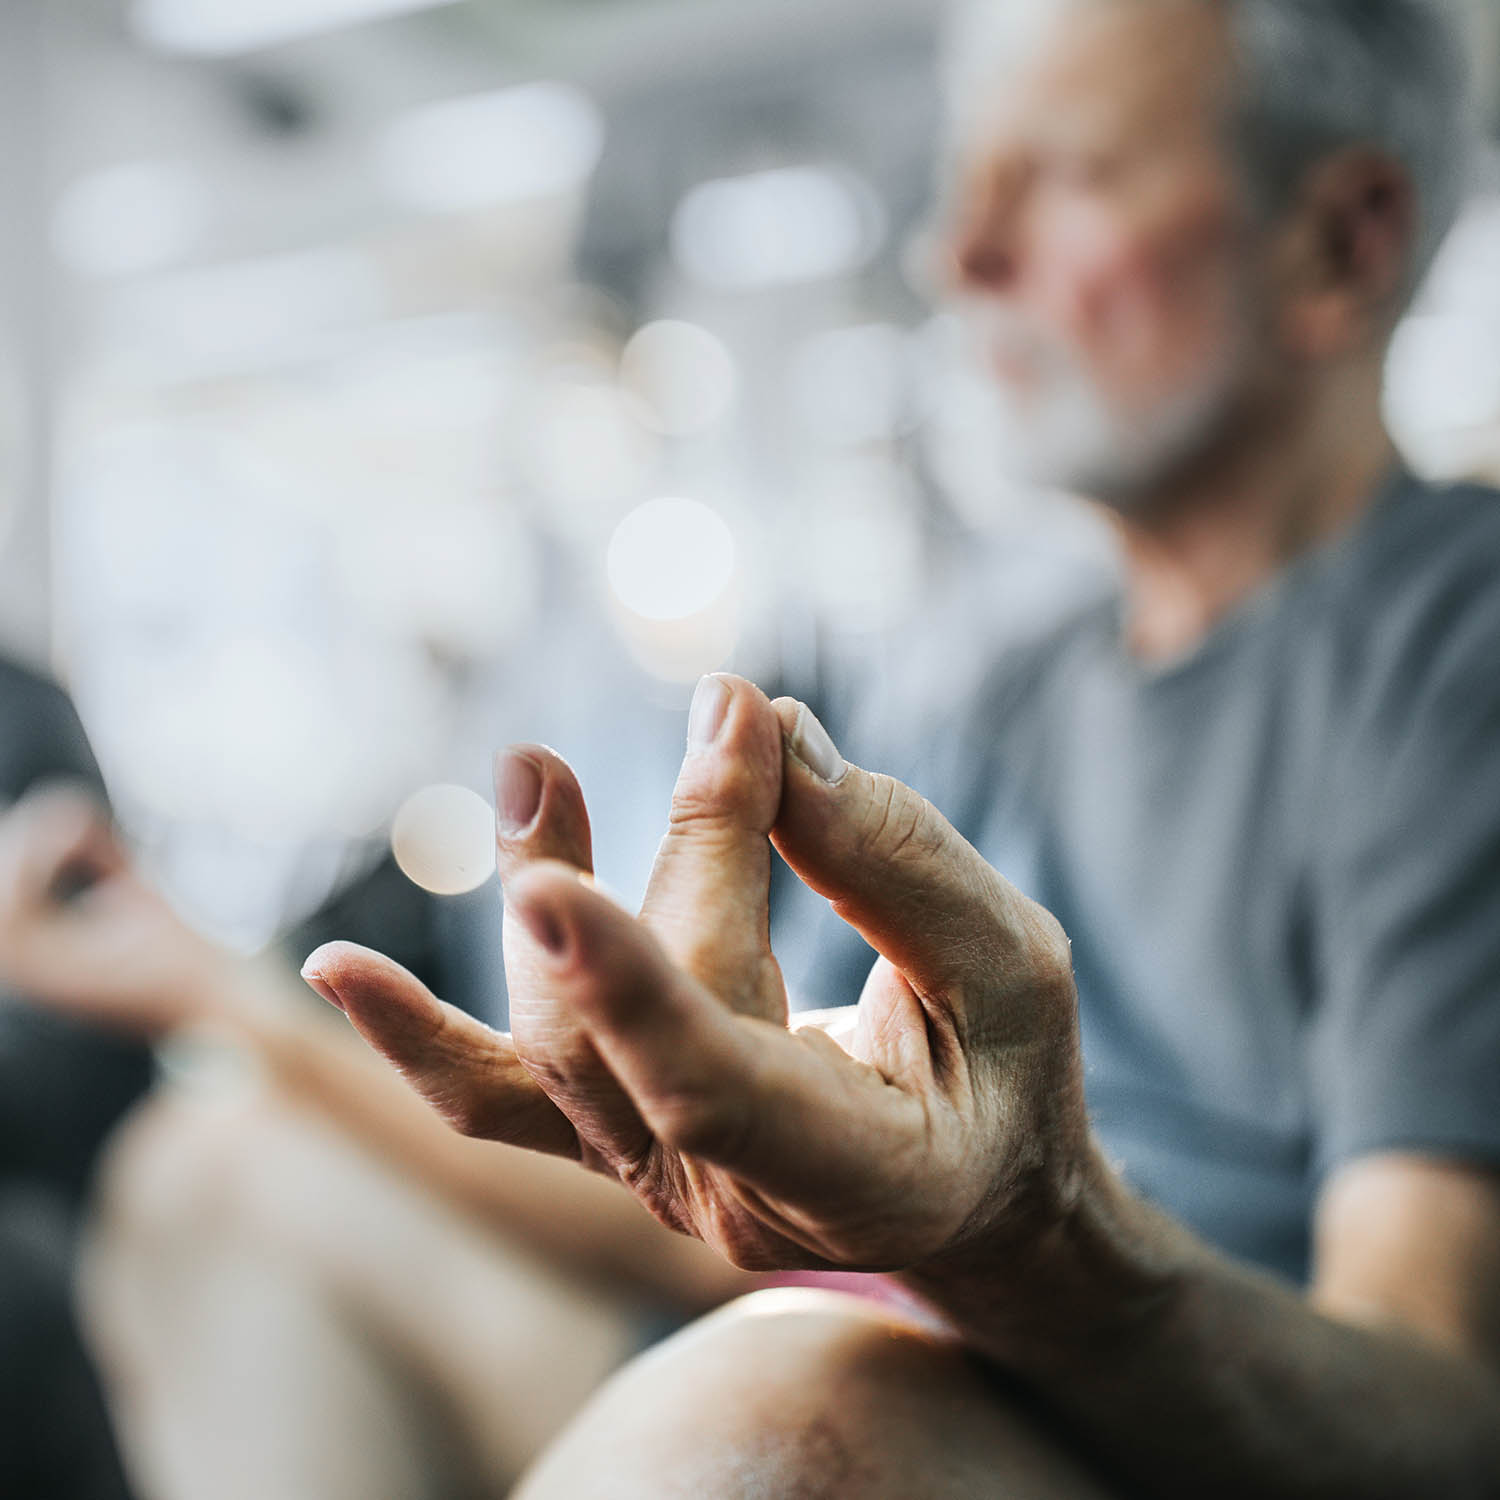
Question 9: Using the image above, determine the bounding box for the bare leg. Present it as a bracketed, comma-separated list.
[517, 1288, 1121, 1500]
[81, 1084, 641, 1499]
[87, 1228, 451, 1500]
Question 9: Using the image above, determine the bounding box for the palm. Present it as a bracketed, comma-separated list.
[589, 1009, 973, 1273]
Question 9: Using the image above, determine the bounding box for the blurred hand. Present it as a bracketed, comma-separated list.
[305, 676, 1093, 1275]
[0, 784, 223, 1036]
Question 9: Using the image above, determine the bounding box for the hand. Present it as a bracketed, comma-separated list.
[0, 784, 223, 1036]
[304, 676, 1093, 1275]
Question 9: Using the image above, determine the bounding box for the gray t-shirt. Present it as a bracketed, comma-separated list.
[785, 471, 1500, 1286]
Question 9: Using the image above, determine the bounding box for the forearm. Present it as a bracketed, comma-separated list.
[904, 1153, 1500, 1499]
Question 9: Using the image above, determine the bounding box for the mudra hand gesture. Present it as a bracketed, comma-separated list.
[0, 785, 222, 1036]
[305, 676, 1093, 1278]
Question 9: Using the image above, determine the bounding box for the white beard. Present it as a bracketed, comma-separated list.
[957, 300, 1249, 510]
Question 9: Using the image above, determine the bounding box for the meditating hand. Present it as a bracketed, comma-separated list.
[0, 785, 224, 1035]
[304, 674, 1097, 1278]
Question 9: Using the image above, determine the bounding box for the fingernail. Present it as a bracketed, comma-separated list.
[300, 963, 345, 1013]
[687, 674, 732, 752]
[495, 750, 544, 836]
[515, 901, 570, 959]
[789, 703, 848, 785]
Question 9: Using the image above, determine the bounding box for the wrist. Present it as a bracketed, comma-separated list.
[157, 939, 291, 1040]
[900, 1141, 1195, 1369]
[159, 936, 236, 1025]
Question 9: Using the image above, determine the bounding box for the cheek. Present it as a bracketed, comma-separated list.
[1034, 206, 1247, 400]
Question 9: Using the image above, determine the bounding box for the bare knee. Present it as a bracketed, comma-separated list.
[79, 1087, 296, 1359]
[90, 1088, 257, 1239]
[516, 1288, 1115, 1500]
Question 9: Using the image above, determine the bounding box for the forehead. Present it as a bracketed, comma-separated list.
[948, 0, 1236, 154]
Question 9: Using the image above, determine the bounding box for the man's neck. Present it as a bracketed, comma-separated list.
[1112, 376, 1397, 663]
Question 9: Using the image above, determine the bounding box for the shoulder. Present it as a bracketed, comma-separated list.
[0, 655, 102, 801]
[1328, 476, 1500, 719]
[0, 653, 57, 707]
[1301, 478, 1500, 828]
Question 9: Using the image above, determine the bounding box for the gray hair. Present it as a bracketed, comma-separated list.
[948, 0, 1477, 290]
[1229, 0, 1474, 284]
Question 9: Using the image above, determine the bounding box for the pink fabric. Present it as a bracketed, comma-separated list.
[760, 1271, 951, 1335]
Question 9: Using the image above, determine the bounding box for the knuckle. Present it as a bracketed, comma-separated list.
[859, 776, 942, 867]
[1023, 905, 1076, 996]
[669, 789, 743, 835]
[964, 865, 1074, 984]
[655, 818, 746, 872]
[670, 756, 776, 834]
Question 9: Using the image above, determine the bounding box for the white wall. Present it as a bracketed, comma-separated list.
[0, 0, 53, 672]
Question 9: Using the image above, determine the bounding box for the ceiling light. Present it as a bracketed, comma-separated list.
[671, 166, 885, 292]
[131, 0, 463, 57]
[375, 83, 605, 215]
[52, 161, 207, 279]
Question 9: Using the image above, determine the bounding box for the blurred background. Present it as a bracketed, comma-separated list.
[2, 0, 1499, 958]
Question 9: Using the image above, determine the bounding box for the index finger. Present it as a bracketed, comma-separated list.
[304, 941, 581, 1159]
[490, 752, 655, 1169]
[507, 867, 931, 1211]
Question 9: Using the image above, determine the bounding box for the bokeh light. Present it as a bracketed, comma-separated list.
[671, 166, 885, 291]
[337, 498, 539, 659]
[607, 497, 737, 623]
[17, 0, 1500, 962]
[131, 0, 463, 56]
[390, 783, 497, 897]
[620, 321, 737, 437]
[52, 161, 208, 280]
[606, 497, 741, 682]
[375, 84, 605, 216]
[104, 248, 386, 379]
[520, 378, 658, 541]
[99, 635, 360, 838]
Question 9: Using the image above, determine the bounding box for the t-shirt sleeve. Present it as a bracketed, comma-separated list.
[1310, 594, 1500, 1179]
[0, 661, 106, 804]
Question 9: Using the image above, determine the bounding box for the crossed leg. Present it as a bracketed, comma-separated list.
[517, 1288, 1120, 1500]
[80, 1084, 644, 1500]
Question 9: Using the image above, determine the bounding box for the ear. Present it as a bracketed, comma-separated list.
[1272, 148, 1417, 361]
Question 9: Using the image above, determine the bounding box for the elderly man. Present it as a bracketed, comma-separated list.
[306, 0, 1500, 1494]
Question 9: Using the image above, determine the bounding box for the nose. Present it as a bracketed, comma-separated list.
[949, 216, 1015, 293]
[945, 162, 1028, 295]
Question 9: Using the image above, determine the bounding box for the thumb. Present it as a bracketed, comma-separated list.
[769, 700, 1074, 1017]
